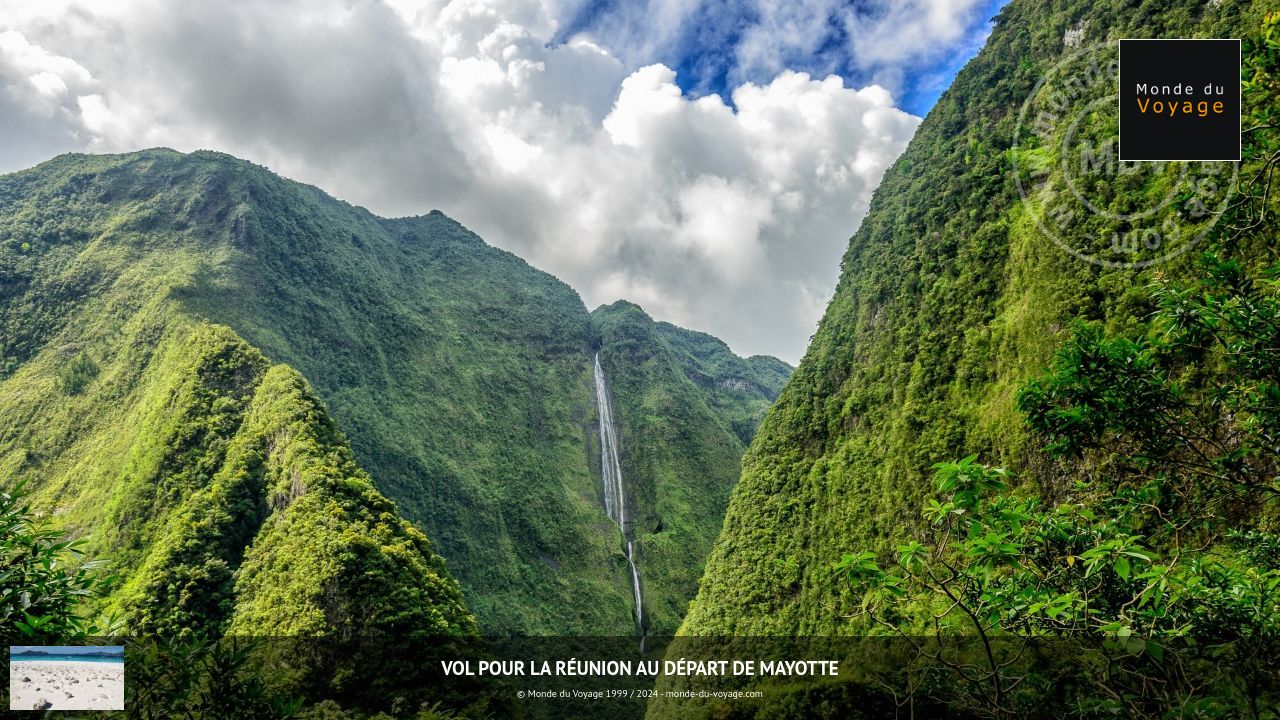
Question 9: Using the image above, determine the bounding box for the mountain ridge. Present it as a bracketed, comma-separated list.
[0, 147, 790, 636]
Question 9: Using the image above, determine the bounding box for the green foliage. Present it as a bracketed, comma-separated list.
[1238, 11, 1280, 233]
[838, 457, 1279, 717]
[0, 146, 779, 637]
[654, 318, 790, 445]
[57, 350, 98, 395]
[830, 192, 1280, 716]
[1, 320, 480, 713]
[1019, 262, 1280, 508]
[0, 473, 477, 718]
[128, 636, 304, 720]
[77, 328, 479, 640]
[0, 481, 120, 642]
[0, 147, 617, 633]
[683, 0, 1280, 637]
[227, 365, 476, 638]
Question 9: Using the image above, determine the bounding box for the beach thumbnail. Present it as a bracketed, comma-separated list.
[9, 646, 124, 711]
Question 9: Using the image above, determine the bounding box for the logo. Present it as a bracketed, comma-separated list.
[1013, 42, 1238, 268]
[1119, 39, 1241, 161]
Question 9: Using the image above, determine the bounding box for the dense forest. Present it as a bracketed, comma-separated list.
[685, 0, 1278, 636]
[0, 147, 789, 650]
[671, 0, 1280, 717]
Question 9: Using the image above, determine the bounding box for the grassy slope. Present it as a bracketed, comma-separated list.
[0, 149, 788, 635]
[681, 0, 1279, 635]
[175, 154, 620, 634]
[656, 321, 792, 447]
[0, 291, 474, 637]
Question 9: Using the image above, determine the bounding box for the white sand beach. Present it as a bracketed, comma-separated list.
[9, 660, 124, 711]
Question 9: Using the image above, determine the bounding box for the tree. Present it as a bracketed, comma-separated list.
[833, 256, 1280, 717]
[834, 18, 1280, 717]
[836, 451, 1279, 718]
[0, 481, 119, 642]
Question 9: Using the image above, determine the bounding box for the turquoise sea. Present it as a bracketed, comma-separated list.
[11, 651, 123, 664]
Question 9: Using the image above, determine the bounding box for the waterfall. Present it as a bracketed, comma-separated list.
[593, 353, 646, 639]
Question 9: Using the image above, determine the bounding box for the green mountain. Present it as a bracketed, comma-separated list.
[592, 301, 790, 633]
[0, 149, 789, 636]
[654, 319, 793, 448]
[681, 0, 1280, 636]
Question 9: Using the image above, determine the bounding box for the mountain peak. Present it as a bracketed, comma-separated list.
[1, 146, 788, 639]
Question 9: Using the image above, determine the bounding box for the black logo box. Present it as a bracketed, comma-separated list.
[1119, 38, 1241, 162]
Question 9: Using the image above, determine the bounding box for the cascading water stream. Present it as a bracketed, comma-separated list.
[593, 353, 646, 643]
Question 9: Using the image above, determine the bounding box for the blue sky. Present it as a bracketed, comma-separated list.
[555, 0, 1008, 116]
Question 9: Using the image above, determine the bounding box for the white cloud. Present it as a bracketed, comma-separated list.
[0, 28, 98, 167]
[841, 0, 989, 67]
[0, 0, 922, 364]
[838, 0, 994, 92]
